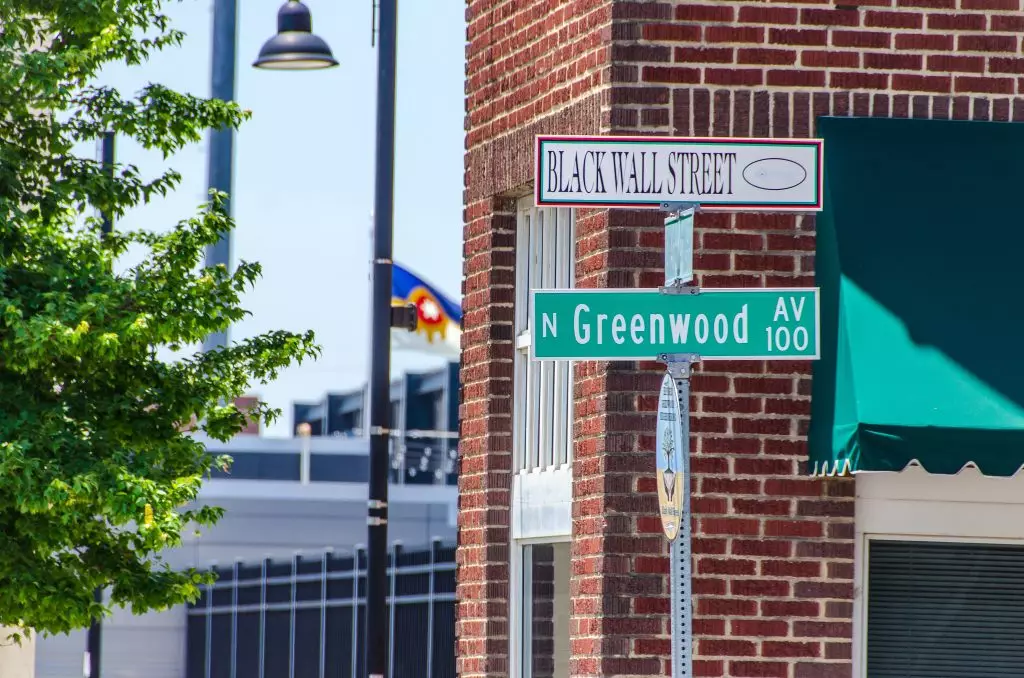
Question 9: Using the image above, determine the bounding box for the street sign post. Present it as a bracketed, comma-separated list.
[530, 132, 824, 678]
[662, 355, 695, 678]
[530, 288, 820, 361]
[535, 134, 823, 211]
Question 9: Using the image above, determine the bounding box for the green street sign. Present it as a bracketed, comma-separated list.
[531, 288, 819, 361]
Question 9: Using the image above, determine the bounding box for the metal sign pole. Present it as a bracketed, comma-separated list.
[660, 200, 700, 678]
[662, 354, 696, 678]
[526, 136, 825, 677]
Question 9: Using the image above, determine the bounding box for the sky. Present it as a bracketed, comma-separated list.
[85, 0, 467, 436]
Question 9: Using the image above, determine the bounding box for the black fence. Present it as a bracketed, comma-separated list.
[185, 541, 456, 678]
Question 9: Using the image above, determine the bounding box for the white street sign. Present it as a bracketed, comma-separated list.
[535, 134, 823, 212]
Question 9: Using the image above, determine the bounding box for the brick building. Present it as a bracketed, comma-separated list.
[457, 2, 1024, 677]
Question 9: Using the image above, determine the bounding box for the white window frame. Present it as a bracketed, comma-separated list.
[510, 536, 572, 678]
[511, 197, 575, 541]
[510, 197, 575, 678]
[854, 465, 1024, 677]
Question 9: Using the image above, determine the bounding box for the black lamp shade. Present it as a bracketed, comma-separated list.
[253, 0, 338, 70]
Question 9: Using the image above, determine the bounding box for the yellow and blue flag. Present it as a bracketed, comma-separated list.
[391, 263, 462, 358]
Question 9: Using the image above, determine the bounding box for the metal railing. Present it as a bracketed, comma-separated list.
[389, 430, 459, 486]
[203, 430, 460, 487]
[185, 541, 456, 678]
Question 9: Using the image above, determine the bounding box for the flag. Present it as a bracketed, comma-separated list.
[391, 262, 462, 358]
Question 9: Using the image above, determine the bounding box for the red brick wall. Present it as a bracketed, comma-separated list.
[459, 1, 1024, 677]
[179, 394, 262, 435]
[603, 4, 1024, 674]
[457, 195, 515, 677]
[459, 2, 614, 676]
[611, 0, 1024, 140]
[234, 395, 261, 436]
[464, 0, 612, 150]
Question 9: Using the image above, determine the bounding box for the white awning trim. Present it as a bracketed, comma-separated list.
[811, 458, 1024, 479]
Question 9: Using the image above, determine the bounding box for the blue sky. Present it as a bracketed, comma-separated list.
[89, 0, 466, 436]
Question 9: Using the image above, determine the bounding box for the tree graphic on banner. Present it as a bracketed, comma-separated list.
[662, 424, 677, 502]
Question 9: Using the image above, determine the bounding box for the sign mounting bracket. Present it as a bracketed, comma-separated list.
[662, 201, 699, 291]
[659, 352, 701, 378]
[660, 201, 701, 214]
[659, 285, 701, 296]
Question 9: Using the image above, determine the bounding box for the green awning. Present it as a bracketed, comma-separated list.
[809, 117, 1024, 477]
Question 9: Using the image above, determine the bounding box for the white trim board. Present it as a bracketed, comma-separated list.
[512, 465, 572, 540]
[857, 464, 1024, 539]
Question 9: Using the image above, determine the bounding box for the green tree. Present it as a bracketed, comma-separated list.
[0, 0, 319, 636]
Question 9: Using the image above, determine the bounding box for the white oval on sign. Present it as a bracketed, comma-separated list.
[742, 157, 808, 191]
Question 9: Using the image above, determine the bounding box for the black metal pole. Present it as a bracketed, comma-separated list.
[365, 0, 399, 676]
[86, 586, 103, 678]
[87, 129, 114, 678]
[99, 130, 115, 237]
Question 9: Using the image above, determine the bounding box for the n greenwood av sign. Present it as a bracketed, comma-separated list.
[530, 288, 820, 361]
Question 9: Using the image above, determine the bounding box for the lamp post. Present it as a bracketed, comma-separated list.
[84, 129, 116, 678]
[253, 3, 401, 678]
[202, 0, 239, 354]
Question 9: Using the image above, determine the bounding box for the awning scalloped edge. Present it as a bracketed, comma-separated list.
[810, 458, 1024, 478]
[810, 459, 855, 478]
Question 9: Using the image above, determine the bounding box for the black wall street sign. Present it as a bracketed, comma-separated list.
[535, 134, 824, 212]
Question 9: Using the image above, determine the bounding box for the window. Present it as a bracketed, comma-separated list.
[510, 199, 574, 539]
[513, 200, 574, 475]
[518, 542, 571, 678]
[434, 393, 447, 432]
[866, 538, 1024, 677]
[510, 199, 574, 678]
[855, 466, 1024, 677]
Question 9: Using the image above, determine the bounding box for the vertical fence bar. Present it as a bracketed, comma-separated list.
[289, 552, 298, 678]
[320, 549, 329, 678]
[426, 538, 439, 678]
[259, 557, 268, 678]
[388, 543, 401, 678]
[351, 546, 362, 678]
[205, 562, 215, 678]
[398, 437, 406, 485]
[231, 559, 240, 678]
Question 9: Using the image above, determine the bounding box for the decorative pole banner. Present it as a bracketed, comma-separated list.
[391, 262, 462, 359]
[657, 373, 685, 541]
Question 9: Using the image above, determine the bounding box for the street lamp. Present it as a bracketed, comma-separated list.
[252, 0, 337, 70]
[254, 3, 401, 678]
